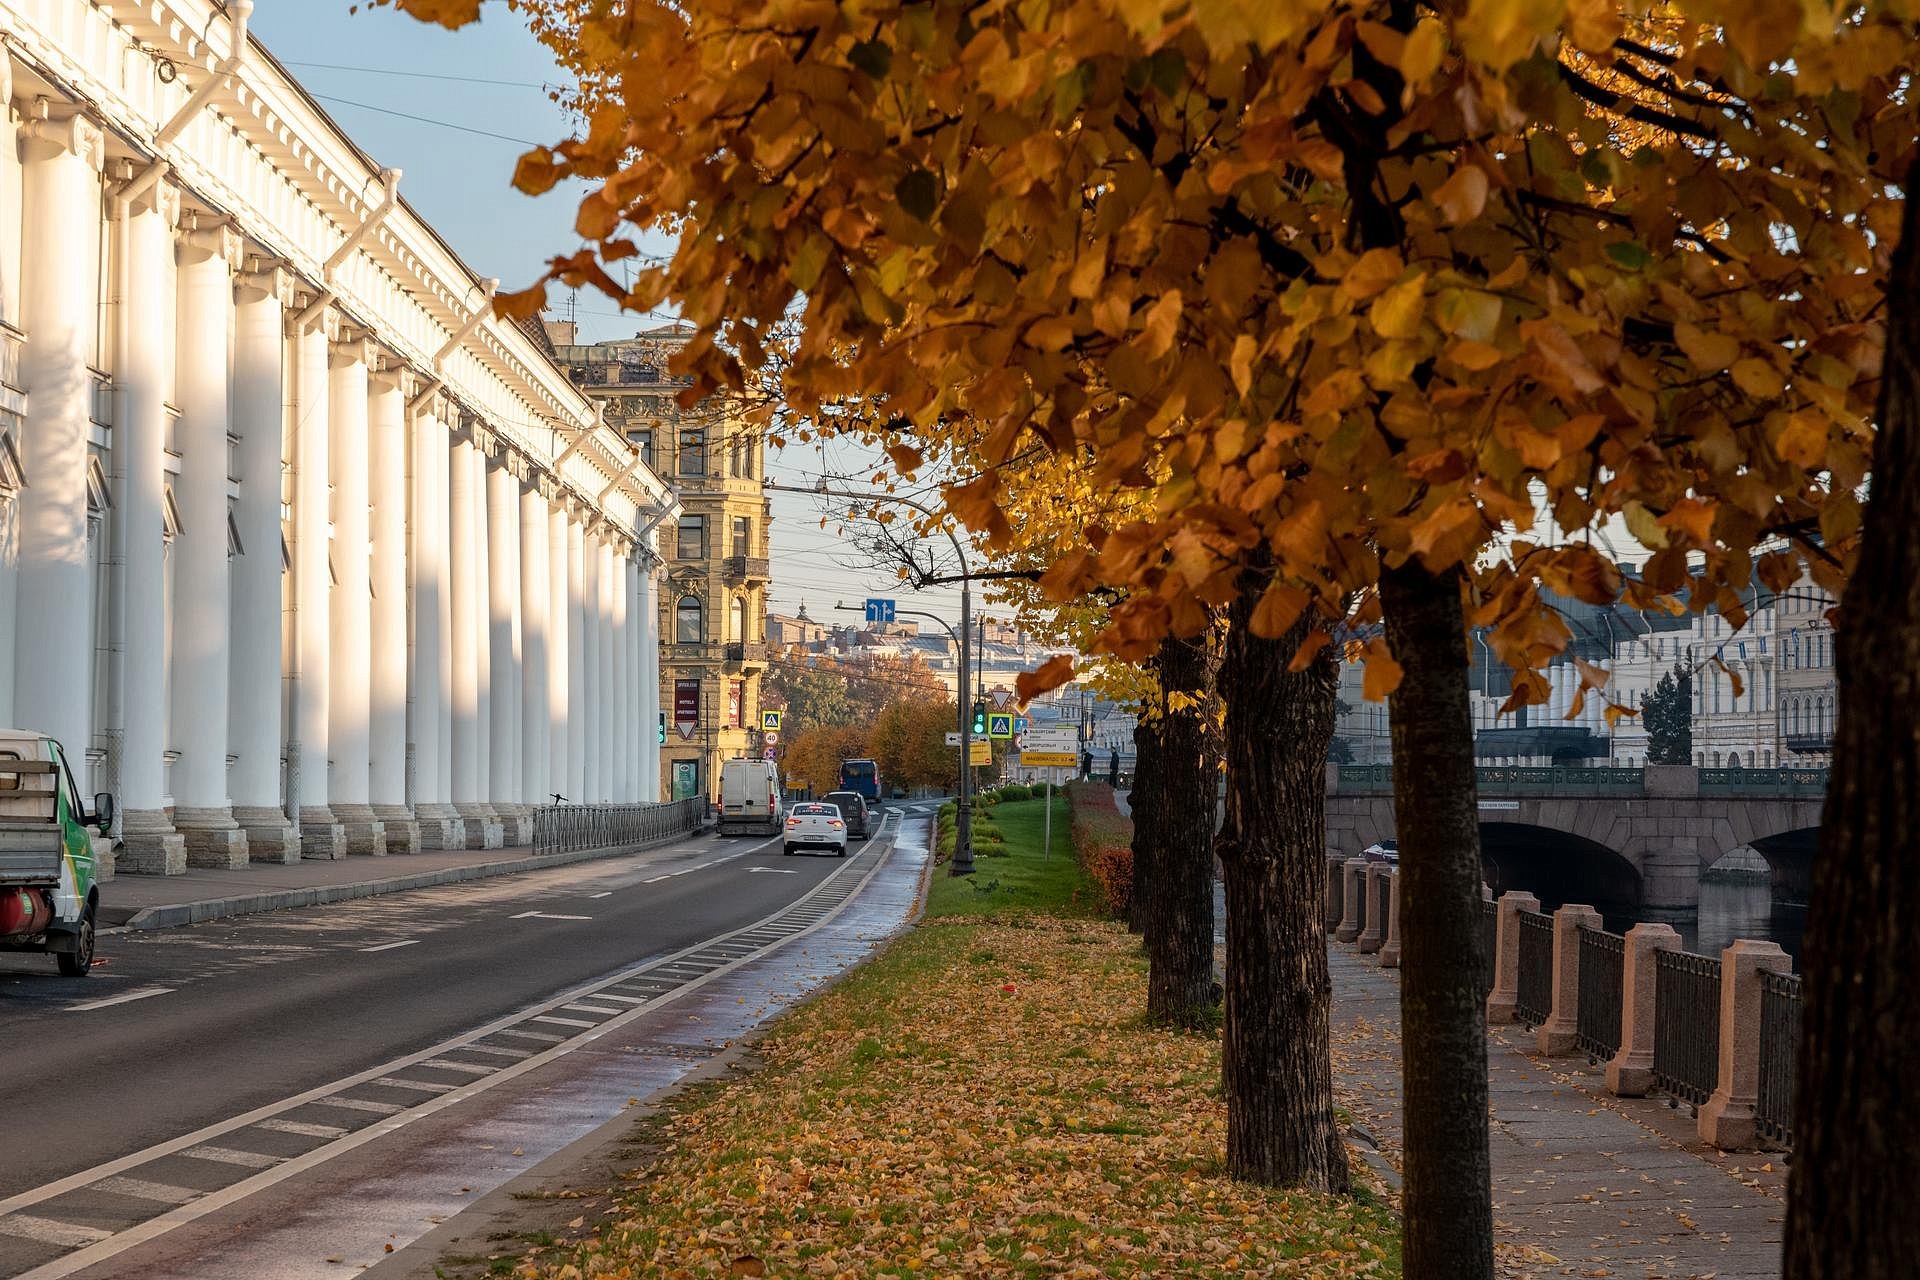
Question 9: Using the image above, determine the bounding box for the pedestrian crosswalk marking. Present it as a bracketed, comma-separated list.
[310, 1097, 405, 1115]
[0, 1213, 113, 1247]
[256, 1118, 348, 1138]
[184, 1146, 282, 1169]
[532, 1014, 596, 1029]
[91, 1176, 201, 1205]
[420, 1059, 496, 1076]
[369, 1076, 457, 1094]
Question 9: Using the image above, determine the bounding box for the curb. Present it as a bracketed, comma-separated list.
[104, 826, 715, 932]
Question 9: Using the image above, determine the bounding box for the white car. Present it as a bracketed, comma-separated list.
[783, 802, 848, 857]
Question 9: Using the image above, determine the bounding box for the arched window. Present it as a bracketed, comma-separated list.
[1728, 751, 1741, 768]
[1712, 751, 1722, 767]
[1695, 752, 1705, 766]
[675, 595, 703, 644]
[1763, 749, 1773, 767]
[730, 596, 746, 642]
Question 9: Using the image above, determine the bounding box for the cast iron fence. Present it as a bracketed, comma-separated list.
[1515, 909, 1555, 1026]
[1653, 949, 1722, 1107]
[1576, 926, 1626, 1060]
[532, 797, 703, 856]
[1757, 970, 1803, 1147]
[1478, 898, 1498, 997]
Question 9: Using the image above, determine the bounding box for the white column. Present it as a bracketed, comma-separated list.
[623, 556, 642, 801]
[565, 516, 587, 804]
[547, 503, 570, 803]
[470, 444, 494, 819]
[639, 559, 661, 801]
[171, 220, 246, 867]
[14, 109, 102, 826]
[580, 528, 602, 802]
[326, 339, 382, 854]
[608, 544, 630, 800]
[368, 369, 415, 852]
[596, 537, 617, 802]
[486, 460, 524, 837]
[410, 402, 460, 848]
[230, 265, 298, 860]
[113, 183, 187, 872]
[519, 484, 551, 807]
[448, 433, 498, 847]
[289, 315, 342, 856]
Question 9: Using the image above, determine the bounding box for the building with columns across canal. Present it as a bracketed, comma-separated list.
[0, 0, 671, 873]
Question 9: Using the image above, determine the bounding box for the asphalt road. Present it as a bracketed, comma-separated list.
[0, 812, 911, 1207]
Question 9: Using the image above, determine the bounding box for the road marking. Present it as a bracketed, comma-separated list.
[359, 940, 419, 953]
[588, 891, 613, 898]
[183, 1147, 281, 1170]
[418, 1059, 496, 1076]
[90, 1177, 200, 1206]
[531, 1014, 596, 1029]
[509, 910, 592, 921]
[459, 1044, 532, 1059]
[641, 875, 669, 883]
[308, 1097, 405, 1116]
[66, 986, 172, 1013]
[495, 1028, 566, 1043]
[369, 1077, 457, 1095]
[255, 1119, 347, 1138]
[748, 868, 799, 875]
[0, 1216, 112, 1247]
[586, 993, 648, 1005]
[562, 1002, 625, 1015]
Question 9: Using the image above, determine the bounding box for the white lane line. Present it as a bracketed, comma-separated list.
[641, 875, 669, 884]
[459, 1045, 532, 1059]
[509, 910, 592, 921]
[66, 986, 172, 1013]
[562, 1002, 625, 1016]
[748, 868, 799, 875]
[183, 1147, 282, 1170]
[586, 993, 648, 1005]
[90, 1177, 200, 1206]
[495, 1029, 566, 1043]
[255, 1118, 348, 1138]
[308, 1097, 404, 1116]
[368, 1077, 458, 1095]
[531, 1014, 596, 1029]
[418, 1059, 496, 1077]
[588, 891, 613, 899]
[0, 1216, 112, 1247]
[359, 939, 419, 953]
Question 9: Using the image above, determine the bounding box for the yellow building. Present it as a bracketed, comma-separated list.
[549, 321, 772, 801]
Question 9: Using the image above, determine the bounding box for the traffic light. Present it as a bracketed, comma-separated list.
[657, 711, 666, 744]
[971, 701, 987, 736]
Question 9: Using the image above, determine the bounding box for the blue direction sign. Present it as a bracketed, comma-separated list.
[987, 712, 1014, 740]
[863, 597, 897, 623]
[1013, 716, 1029, 734]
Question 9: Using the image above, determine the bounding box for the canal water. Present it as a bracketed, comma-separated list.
[1664, 880, 1806, 966]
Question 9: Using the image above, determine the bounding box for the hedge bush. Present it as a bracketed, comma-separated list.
[1065, 781, 1133, 918]
[994, 783, 1033, 803]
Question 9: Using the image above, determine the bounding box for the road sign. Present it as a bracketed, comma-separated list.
[763, 730, 780, 746]
[863, 597, 897, 623]
[990, 687, 1013, 710]
[763, 747, 778, 760]
[761, 709, 783, 731]
[987, 712, 1013, 740]
[968, 740, 992, 766]
[1013, 716, 1029, 734]
[1022, 726, 1078, 753]
[944, 731, 962, 746]
[1021, 750, 1078, 768]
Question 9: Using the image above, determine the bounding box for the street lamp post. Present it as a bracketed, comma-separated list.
[767, 481, 977, 875]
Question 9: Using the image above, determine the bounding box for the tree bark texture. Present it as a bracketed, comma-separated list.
[1783, 163, 1920, 1280]
[1128, 712, 1162, 936]
[1145, 630, 1220, 1027]
[1380, 559, 1493, 1278]
[1216, 587, 1350, 1190]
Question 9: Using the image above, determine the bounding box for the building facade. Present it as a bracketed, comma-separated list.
[549, 323, 770, 801]
[0, 1, 670, 874]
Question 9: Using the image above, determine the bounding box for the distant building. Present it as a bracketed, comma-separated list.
[553, 322, 772, 801]
[767, 604, 828, 650]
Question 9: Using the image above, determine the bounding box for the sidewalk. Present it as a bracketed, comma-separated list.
[1330, 946, 1787, 1279]
[98, 829, 716, 930]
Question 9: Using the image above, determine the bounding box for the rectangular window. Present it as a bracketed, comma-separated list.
[731, 516, 750, 558]
[628, 428, 653, 469]
[677, 514, 705, 560]
[678, 428, 706, 476]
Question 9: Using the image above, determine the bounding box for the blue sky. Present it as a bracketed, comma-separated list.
[250, 4, 971, 628]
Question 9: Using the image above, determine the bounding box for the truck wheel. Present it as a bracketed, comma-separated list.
[57, 907, 95, 977]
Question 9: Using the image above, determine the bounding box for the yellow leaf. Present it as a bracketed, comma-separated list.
[1674, 323, 1740, 372]
[1287, 630, 1332, 671]
[1229, 334, 1258, 397]
[1369, 274, 1428, 341]
[1399, 19, 1445, 83]
[1361, 639, 1403, 701]
[1249, 581, 1310, 638]
[1446, 339, 1507, 371]
[1430, 165, 1489, 225]
[1140, 290, 1183, 358]
[1338, 249, 1406, 301]
[1775, 411, 1829, 468]
[1016, 654, 1076, 702]
[1731, 356, 1784, 397]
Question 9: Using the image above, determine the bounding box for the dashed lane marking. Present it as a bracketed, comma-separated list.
[509, 911, 592, 921]
[588, 892, 613, 899]
[359, 940, 420, 953]
[66, 987, 173, 1013]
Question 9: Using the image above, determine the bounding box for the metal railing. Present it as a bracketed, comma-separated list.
[1699, 766, 1829, 797]
[1576, 926, 1626, 1059]
[1757, 970, 1803, 1147]
[532, 797, 703, 856]
[1516, 909, 1555, 1026]
[1653, 949, 1723, 1106]
[1478, 898, 1498, 997]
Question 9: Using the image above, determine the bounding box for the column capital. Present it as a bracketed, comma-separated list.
[107, 165, 181, 223]
[370, 357, 419, 397]
[330, 334, 376, 370]
[237, 257, 297, 307]
[288, 296, 340, 341]
[20, 100, 105, 169]
[178, 212, 244, 270]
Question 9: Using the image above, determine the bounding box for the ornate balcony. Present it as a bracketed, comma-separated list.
[724, 641, 768, 667]
[723, 554, 771, 582]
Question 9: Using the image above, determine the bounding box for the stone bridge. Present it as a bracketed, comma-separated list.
[1325, 764, 1826, 919]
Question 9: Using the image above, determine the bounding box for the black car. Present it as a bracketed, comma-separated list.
[823, 790, 872, 838]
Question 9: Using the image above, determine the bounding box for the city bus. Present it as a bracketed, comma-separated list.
[839, 758, 881, 805]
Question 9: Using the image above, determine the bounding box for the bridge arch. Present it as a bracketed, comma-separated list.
[1479, 822, 1644, 923]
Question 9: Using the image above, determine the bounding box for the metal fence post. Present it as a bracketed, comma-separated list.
[1699, 939, 1794, 1150]
[1536, 903, 1603, 1055]
[1487, 890, 1541, 1023]
[1606, 922, 1682, 1096]
[1335, 857, 1368, 943]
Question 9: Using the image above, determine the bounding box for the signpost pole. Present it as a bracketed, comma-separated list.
[1044, 774, 1052, 861]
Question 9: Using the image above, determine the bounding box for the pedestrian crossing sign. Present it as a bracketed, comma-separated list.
[987, 712, 1013, 740]
[762, 709, 783, 731]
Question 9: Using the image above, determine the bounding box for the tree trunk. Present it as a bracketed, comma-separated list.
[1216, 584, 1350, 1190]
[1380, 559, 1493, 1278]
[1146, 631, 1220, 1027]
[1783, 163, 1920, 1279]
[1128, 711, 1161, 935]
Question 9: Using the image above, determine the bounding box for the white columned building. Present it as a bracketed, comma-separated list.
[0, 1, 673, 877]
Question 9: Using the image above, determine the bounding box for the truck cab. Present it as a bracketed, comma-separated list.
[0, 732, 112, 976]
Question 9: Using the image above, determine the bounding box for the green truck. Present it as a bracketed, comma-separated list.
[0, 732, 113, 976]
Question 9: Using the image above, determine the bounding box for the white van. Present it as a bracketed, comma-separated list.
[719, 758, 784, 835]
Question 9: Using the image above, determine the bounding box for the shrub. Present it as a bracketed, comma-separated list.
[995, 783, 1032, 802]
[1065, 781, 1133, 918]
